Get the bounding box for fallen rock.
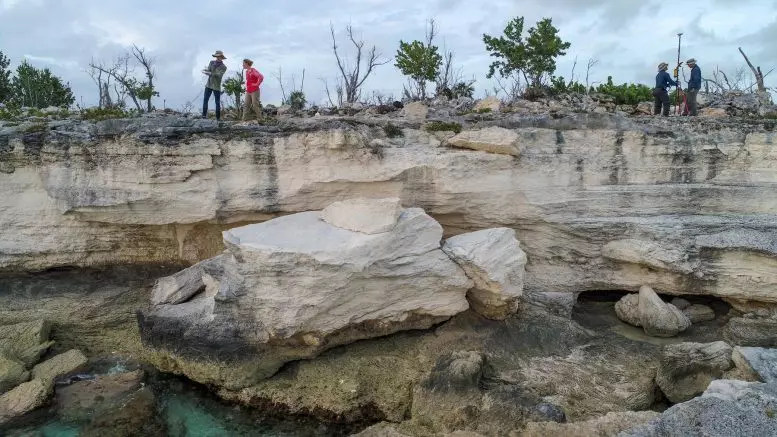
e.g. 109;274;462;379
655;341;734;403
447;127;520;156
320;197;402;235
638;286;691;337
524;291;579;319
683;304;716;323
614;293;641;327
0;355;29;394
57;369;145;420
402;102;429;121
732;347;777;383
79;387;162;437
31;349;88;384
520;411;659;437
0;378;51;424
139;204;472;389
670;297;691;310
723;316;777;347
442;228;527;320
474;96;501;113
0;320;53;367
621;380;777;437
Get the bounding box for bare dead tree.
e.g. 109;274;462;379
276;67;306;105
131;44;157;112
320;77;345;107
86;60;115;108
493;74;523;103
585;58;599;91
738;47;767;93
330;23;389;104
89;54;143;111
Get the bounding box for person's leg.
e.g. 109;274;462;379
688;89;698;116
242;92;252;121
251;91;261;119
202;87;212;118
214;90;222;120
661;90;670;116
653;89;662;115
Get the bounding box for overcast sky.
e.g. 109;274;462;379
1;0;775;109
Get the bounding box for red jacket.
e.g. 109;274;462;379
245;67;264;93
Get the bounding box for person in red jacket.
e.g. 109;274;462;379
242;59;264;121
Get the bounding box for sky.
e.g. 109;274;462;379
1;0;775;110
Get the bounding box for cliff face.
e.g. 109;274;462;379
1;113;776;306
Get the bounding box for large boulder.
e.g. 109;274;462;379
614;293;641;327
402;102;429;122
621;380;777;437
638;286;691;337
57;369;146;420
138;202;472;389
447;127;520;156
474;96;501;113
724;316;777;347
442;228;527;320
321;197;402;235
0;320;53;367
655;341;734;403
31;349;88;384
0;378;51;424
0;355;28;394
732;347;777;383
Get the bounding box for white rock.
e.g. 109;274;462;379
638;286;691;337
448;127;520;156
320;197;402;235
0;379;51;424
402;102;429;121
474;96;501;113
443;228;527;319
140;205;472;389
615;293;641;327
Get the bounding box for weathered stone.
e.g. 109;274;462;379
670;297;691;310
402;102;429;121
701;107;728;117
0;320;53;367
0;355;29;394
447;127;520;156
683;304;716;323
57;369;145;420
320;197;402;235
150;261;207;305
732;347;777;383
443;228;526;320
79;387;161;437
473;96;501;113
638;286;691;337
621;380;777;437
655;341;734;403
602;239;691;274
139;205;472;389
724;317;777;347
0;378;51;424
520;411;659;437
614;294;641;327
31;349;88;384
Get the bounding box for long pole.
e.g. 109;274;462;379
675;32;683;115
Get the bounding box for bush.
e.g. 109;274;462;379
286;91;306;111
80;107;135;121
476;108;492;114
594;76;652;105
0;105;21;120
549;76;587;95
383;123;404;138
424;121;462;134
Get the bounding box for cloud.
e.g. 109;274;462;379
0;0;774;109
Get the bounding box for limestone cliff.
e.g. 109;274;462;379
1;113;776;307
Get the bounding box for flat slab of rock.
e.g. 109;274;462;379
732;347;777;383
442;228;527;320
32;349;88;384
57;369;145;420
521;411;660;437
139;204;472;389
448;127;520;156
320;197;402;235
683;304;716;323
655;341;733;403
0;321;53;367
0;355;29;394
0;378;51;424
638;286;691;337
724;317;777;347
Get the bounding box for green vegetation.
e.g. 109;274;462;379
476;107;492;114
80;107;135;121
23;122;47;133
286;90;307;111
10;61;74;109
383;123;404;138
395;24;443;101
593;76;653;105
424;121;462;134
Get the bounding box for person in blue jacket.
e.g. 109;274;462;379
684;58;701;116
653;62;677;116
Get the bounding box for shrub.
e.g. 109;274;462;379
80;107;135;121
594;76;652;105
424;121;462;134
549;76;587;95
286;91;307;111
383;123;404;138
0;105;21;120
476;108;492;114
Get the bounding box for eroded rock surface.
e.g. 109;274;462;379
655;341;733;403
638;286;691;337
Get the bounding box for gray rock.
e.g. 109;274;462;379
0;378;51;424
620;380;777;437
655;341;734;403
0;355;29;394
0;321;53;367
683;304;716;323
670;297;691;310
724;317;777;347
733;347;777;383
615;293;641;327
32;349;88;384
638;286;691;338
524;291;579;319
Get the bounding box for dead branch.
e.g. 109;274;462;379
330;23;389;103
739;47;766;92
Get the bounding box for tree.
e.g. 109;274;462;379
88;45;158;112
11;61;74;108
395;19;442;101
483;17;570;90
0;51;12;104
223;71;245;116
330;23;389;104
130;45;158;112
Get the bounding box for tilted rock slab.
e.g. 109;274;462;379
442;228;527;319
655;341;734;403
638;286;691;337
138;204;472;390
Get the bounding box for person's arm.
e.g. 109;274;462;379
256;71;264;88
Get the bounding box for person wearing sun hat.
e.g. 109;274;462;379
202;50;228;120
684;58;701;116
653;62;677;116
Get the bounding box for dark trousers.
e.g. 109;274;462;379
202;87;222;120
684;88;698;116
652;88;670;116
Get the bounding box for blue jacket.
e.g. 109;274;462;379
688;65;701;90
655;71;677;90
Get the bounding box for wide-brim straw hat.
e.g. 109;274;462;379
212;50;227;59
686;58;697;64
658;62;669;70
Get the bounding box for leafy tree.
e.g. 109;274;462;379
395;19;442;100
483;17;571;89
549;76;586;95
11;61;74;108
0;51;12;104
285;91;307;110
223;72;245;114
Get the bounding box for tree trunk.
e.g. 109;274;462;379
738;47;766;92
